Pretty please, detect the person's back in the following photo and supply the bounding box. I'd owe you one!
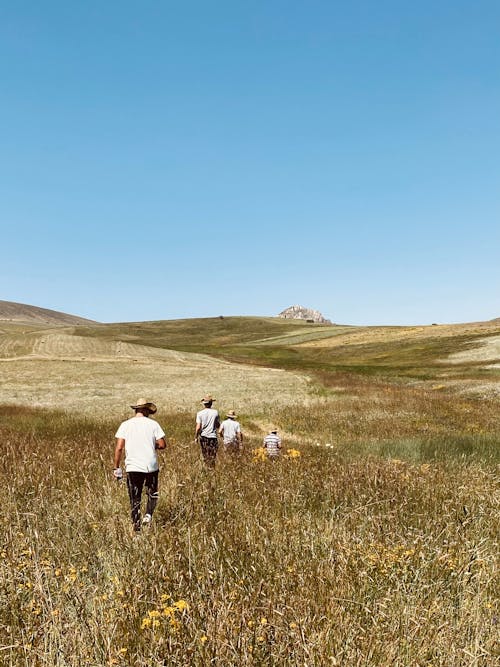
[263,429,281,458]
[116,414,164,473]
[219,412,242,451]
[220,418,240,443]
[196,407,219,438]
[195,396,220,467]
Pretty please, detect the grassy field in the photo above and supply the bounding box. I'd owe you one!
[73,316,500,383]
[0,317,499,665]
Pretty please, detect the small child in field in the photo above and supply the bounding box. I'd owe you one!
[263,428,282,459]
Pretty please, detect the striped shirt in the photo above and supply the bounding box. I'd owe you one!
[263,432,281,457]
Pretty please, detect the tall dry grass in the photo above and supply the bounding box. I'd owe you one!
[0,380,498,666]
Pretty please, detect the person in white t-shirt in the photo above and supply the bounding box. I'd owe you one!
[114,399,166,532]
[195,395,220,467]
[218,410,243,452]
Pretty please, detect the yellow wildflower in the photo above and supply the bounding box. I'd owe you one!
[252,447,267,462]
[162,606,176,617]
[173,599,189,611]
[200,635,208,644]
[285,448,301,458]
[140,618,152,630]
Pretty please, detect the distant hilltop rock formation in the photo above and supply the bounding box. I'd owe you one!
[278,305,332,324]
[0,300,98,325]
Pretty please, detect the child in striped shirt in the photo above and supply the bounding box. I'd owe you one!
[263,428,282,459]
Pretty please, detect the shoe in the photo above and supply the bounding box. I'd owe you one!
[142,513,152,526]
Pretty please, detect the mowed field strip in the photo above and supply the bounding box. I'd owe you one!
[0,326,311,415]
[296,320,500,350]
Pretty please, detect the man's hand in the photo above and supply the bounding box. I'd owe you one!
[113,467,123,481]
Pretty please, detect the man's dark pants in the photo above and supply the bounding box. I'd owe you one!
[126,471,159,531]
[199,436,218,467]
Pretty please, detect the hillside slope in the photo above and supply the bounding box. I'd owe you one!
[1,315,499,415]
[0,300,97,325]
[0,323,311,414]
[76,316,500,380]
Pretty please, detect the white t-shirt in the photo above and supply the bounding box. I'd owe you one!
[220,418,241,444]
[196,407,220,438]
[115,415,165,473]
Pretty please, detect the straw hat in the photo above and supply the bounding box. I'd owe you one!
[226,410,237,419]
[200,395,216,404]
[130,399,157,414]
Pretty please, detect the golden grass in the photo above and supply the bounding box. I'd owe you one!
[298,321,500,350]
[0,317,499,664]
[1,374,499,666]
[0,356,311,417]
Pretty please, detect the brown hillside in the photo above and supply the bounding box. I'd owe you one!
[0,300,98,325]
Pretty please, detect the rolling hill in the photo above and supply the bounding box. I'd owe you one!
[0,300,97,326]
[0,307,499,414]
[74,316,500,380]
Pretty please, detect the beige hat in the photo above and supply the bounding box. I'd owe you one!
[269,427,278,433]
[226,410,237,419]
[130,399,157,414]
[201,395,216,404]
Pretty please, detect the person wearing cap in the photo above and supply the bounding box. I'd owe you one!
[218,410,243,453]
[195,395,220,467]
[113,399,166,532]
[263,427,282,459]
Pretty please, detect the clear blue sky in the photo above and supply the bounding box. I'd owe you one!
[1,1,499,325]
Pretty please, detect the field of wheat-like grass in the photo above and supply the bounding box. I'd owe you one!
[1,370,498,666]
